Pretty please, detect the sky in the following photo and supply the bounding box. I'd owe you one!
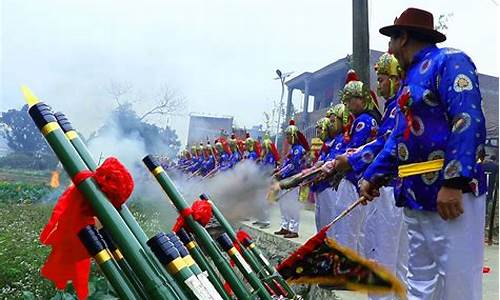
[1,0,498,145]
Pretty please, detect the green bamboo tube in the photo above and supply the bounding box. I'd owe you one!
[53,111,188,300]
[200,194,296,298]
[23,90,178,300]
[142,155,254,300]
[177,229,232,300]
[78,225,140,300]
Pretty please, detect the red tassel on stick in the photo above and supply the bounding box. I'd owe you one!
[40,157,134,300]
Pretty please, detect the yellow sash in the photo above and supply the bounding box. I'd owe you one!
[398,159,444,178]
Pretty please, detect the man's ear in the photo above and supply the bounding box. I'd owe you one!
[400,30,409,48]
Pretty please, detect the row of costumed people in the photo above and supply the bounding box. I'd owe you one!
[175,131,281,178]
[275,7,488,300]
[310,53,408,300]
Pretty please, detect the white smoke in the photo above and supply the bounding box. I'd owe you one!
[63,112,275,230]
[168,160,275,224]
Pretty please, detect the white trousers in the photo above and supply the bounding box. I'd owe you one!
[256,189,271,223]
[278,188,302,233]
[404,193,485,300]
[331,179,365,253]
[364,186,408,300]
[315,188,338,232]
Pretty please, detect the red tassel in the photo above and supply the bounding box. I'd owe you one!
[343,114,354,143]
[297,131,310,152]
[276,226,329,272]
[40,157,133,300]
[172,200,213,232]
[345,69,359,84]
[236,229,252,244]
[397,90,413,140]
[92,157,134,208]
[289,119,296,126]
[270,143,281,162]
[223,281,234,296]
[254,141,262,158]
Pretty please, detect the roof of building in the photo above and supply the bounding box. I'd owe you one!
[286,49,498,138]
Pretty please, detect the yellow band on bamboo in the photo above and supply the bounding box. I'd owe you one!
[113,249,124,260]
[398,159,444,178]
[186,241,196,250]
[95,249,112,264]
[167,257,187,274]
[65,130,78,140]
[228,247,239,256]
[183,255,196,267]
[41,122,59,136]
[153,166,164,176]
[248,243,256,249]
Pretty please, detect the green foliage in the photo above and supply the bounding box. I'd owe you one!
[0,203,54,299]
[0,181,53,204]
[1,105,49,153]
[0,180,167,299]
[0,151,59,171]
[90,104,181,157]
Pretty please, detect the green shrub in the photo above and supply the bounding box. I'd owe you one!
[0,198,168,299]
[0,152,59,170]
[0,182,53,204]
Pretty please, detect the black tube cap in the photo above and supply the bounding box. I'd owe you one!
[98,228,117,251]
[216,233,233,252]
[28,103,57,131]
[147,232,179,265]
[240,235,254,248]
[176,228,193,244]
[142,155,159,171]
[78,225,107,256]
[54,112,75,133]
[166,233,189,257]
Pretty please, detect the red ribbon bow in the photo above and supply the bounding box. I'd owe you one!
[39,157,134,300]
[172,199,213,232]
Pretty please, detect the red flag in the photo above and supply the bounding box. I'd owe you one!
[276,227,405,298]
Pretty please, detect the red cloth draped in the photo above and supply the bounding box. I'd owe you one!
[172,199,213,232]
[39,157,133,300]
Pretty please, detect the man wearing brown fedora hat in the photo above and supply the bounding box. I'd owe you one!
[359,7,487,300]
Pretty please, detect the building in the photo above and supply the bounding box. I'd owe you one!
[186,113,233,146]
[284,49,499,154]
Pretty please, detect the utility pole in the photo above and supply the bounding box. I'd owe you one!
[352,0,370,86]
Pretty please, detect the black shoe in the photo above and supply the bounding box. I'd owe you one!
[274,228,289,235]
[284,232,299,238]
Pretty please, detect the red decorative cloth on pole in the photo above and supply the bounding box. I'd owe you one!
[276,226,405,298]
[39,157,134,300]
[172,199,213,232]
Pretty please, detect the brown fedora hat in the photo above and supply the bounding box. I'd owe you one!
[379,8,446,43]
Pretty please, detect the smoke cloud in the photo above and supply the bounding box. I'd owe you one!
[167,160,275,225]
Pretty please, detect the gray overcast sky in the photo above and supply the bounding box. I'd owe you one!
[1,0,498,145]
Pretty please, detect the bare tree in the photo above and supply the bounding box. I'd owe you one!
[435,13,454,33]
[106,80,133,107]
[105,81,187,122]
[139,84,187,121]
[262,96,283,135]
